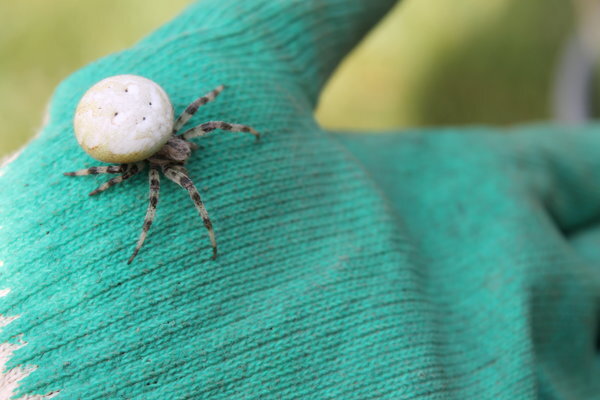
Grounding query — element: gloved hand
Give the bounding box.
[1,1,600,399]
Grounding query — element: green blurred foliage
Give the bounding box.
[317,0,574,130]
[0,0,575,158]
[413,0,573,126]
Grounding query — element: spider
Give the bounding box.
[64,75,259,264]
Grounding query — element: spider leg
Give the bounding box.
[163,165,217,259]
[64,165,124,176]
[128,167,160,264]
[181,121,260,141]
[89,163,145,196]
[172,85,225,133]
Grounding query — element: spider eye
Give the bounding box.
[73,74,175,163]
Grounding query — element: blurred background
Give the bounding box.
[0,0,595,159]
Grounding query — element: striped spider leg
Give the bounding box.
[128,167,160,264]
[174,85,259,140]
[163,164,217,259]
[181,121,260,141]
[65,84,259,263]
[64,163,145,196]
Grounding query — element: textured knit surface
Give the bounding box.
[1,0,600,399]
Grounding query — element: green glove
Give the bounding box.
[1,1,600,399]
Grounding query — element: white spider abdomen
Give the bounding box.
[73,74,174,163]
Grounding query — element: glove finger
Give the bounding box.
[138,0,399,106]
[334,124,600,234]
[505,124,600,233]
[569,225,600,282]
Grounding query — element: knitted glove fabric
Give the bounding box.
[1,0,600,399]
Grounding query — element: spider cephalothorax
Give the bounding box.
[65,75,259,264]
